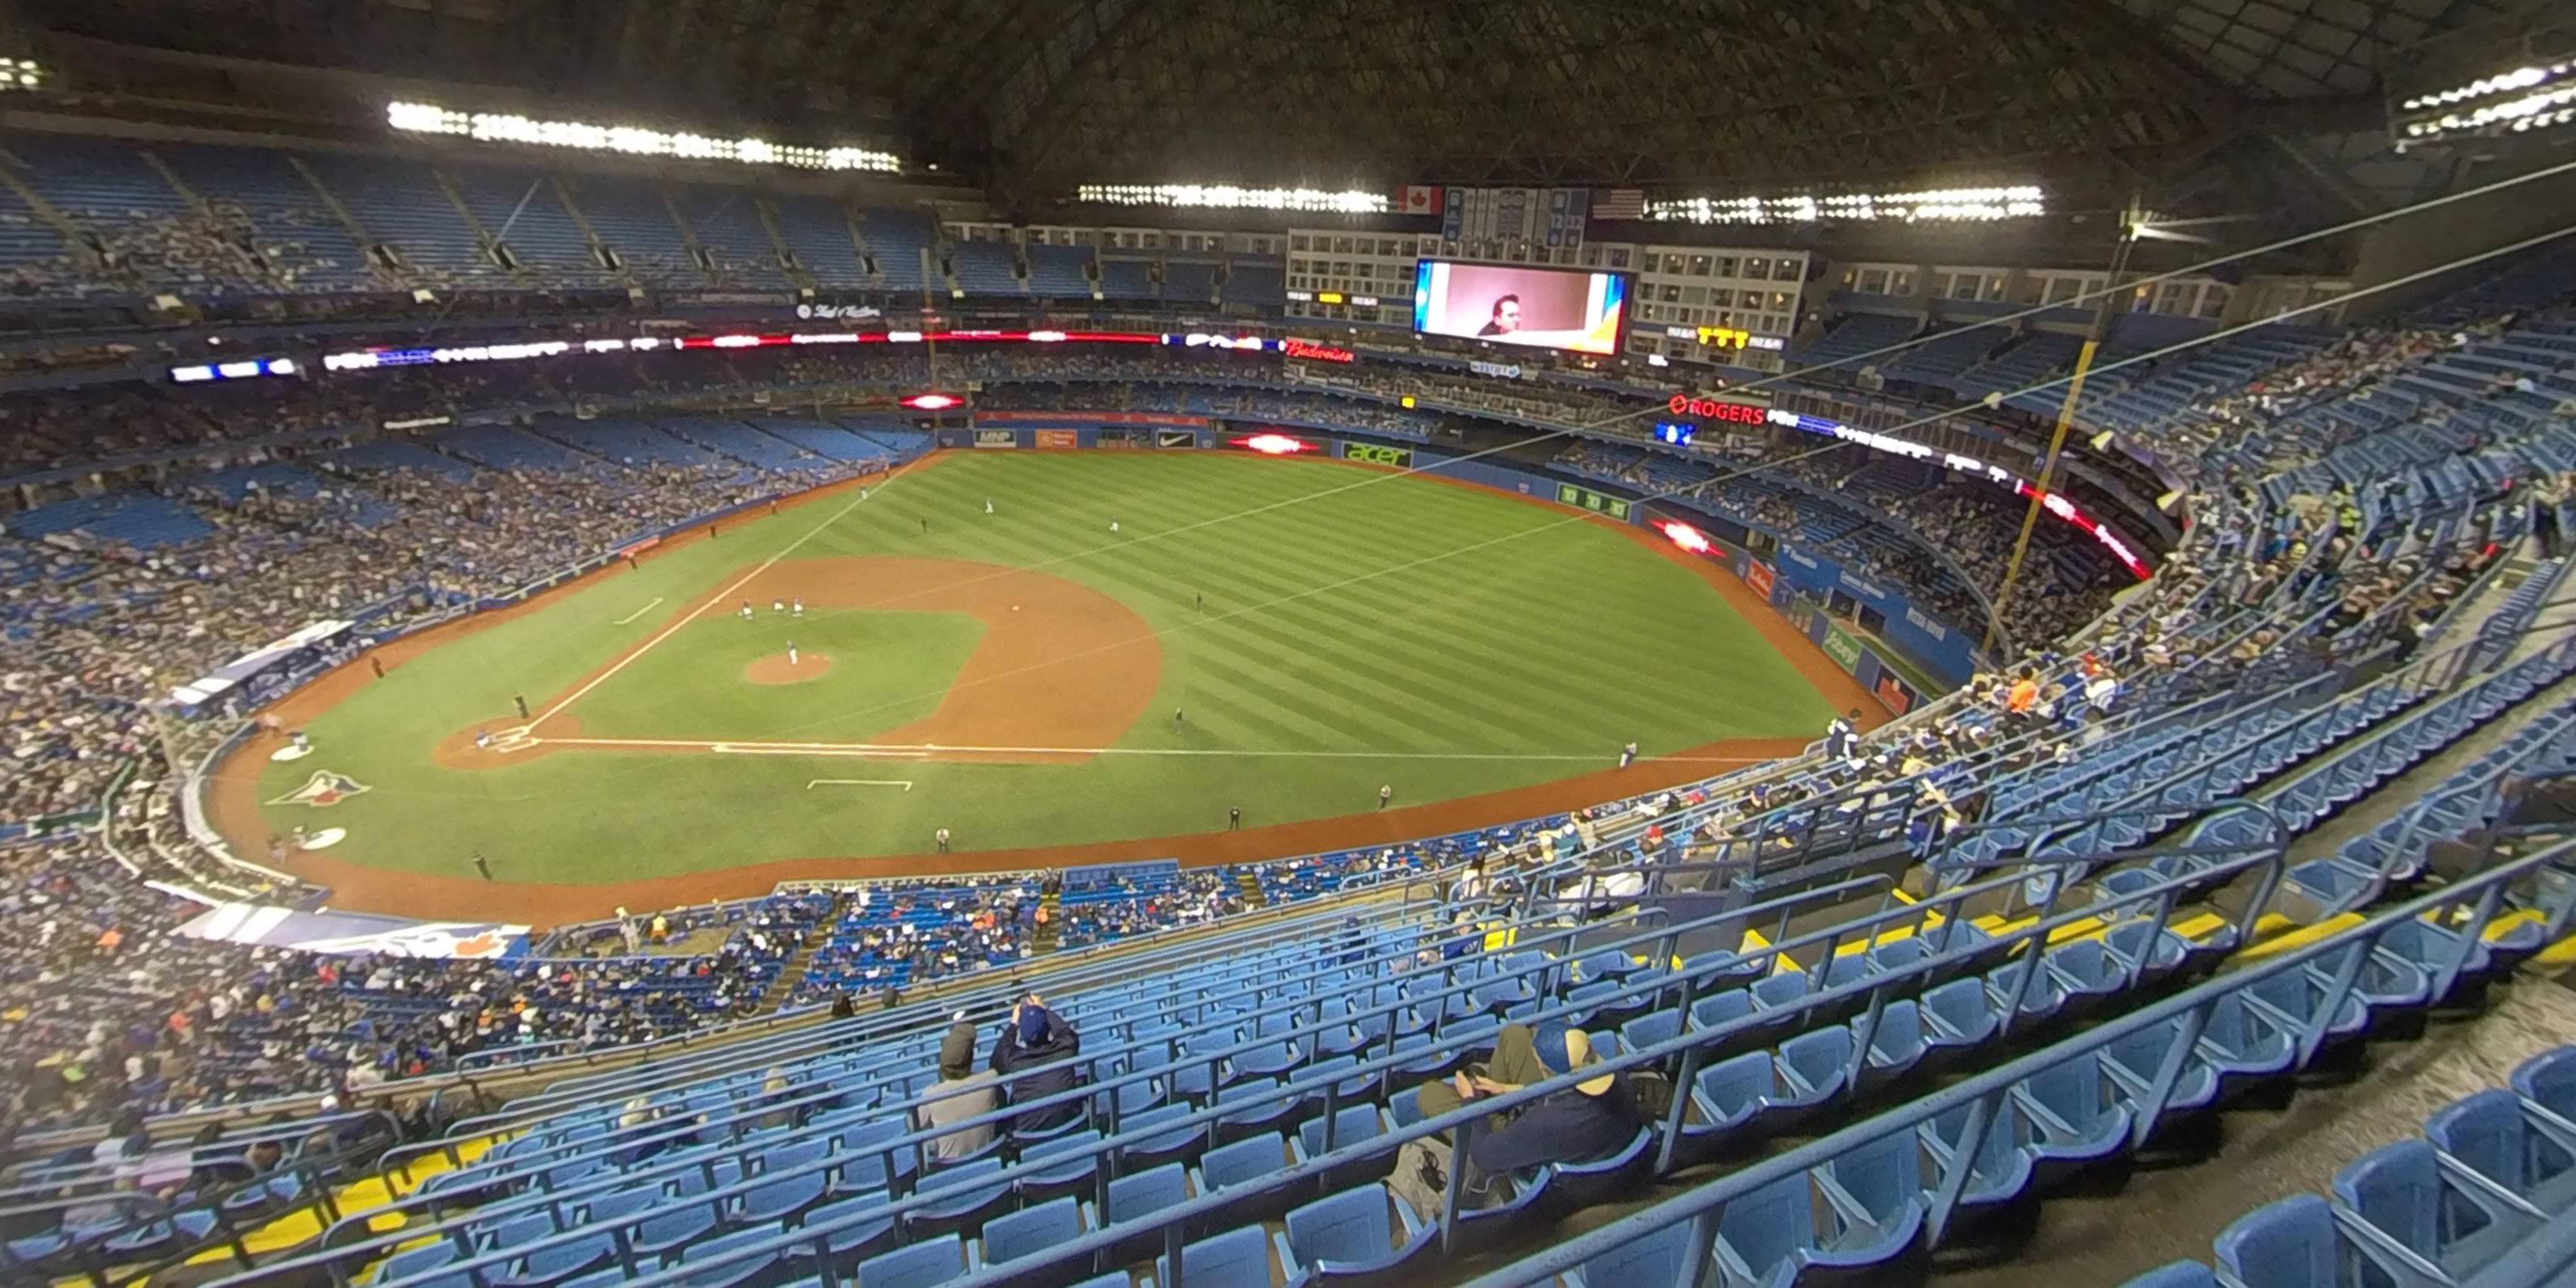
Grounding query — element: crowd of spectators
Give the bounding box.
[0,820,834,1132]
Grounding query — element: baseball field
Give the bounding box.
[211,449,1867,923]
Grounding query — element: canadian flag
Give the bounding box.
[1396,185,1444,214]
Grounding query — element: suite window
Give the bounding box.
[1889,270,1914,295]
[1859,269,1888,294]
[1774,259,1801,281]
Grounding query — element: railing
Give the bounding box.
[217,874,1905,1284]
[239,831,2312,1288]
[1452,836,2576,1288]
[20,1107,408,1288]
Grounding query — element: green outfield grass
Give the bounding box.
[249,451,1839,880]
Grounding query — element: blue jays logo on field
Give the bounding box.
[268,771,371,808]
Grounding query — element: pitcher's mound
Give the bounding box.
[747,652,833,685]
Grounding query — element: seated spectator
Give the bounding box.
[990,995,1083,1133]
[1411,1022,1635,1196]
[916,1020,1000,1162]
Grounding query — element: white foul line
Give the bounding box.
[529,464,915,730]
[612,597,665,626]
[530,734,1766,764]
[807,779,914,791]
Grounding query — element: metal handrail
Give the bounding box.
[1450,835,2576,1288]
[216,869,1957,1285]
[369,828,2314,1288]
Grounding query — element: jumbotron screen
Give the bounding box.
[1412,260,1629,356]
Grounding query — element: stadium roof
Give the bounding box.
[21,0,2557,195]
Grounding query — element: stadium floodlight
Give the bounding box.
[1,58,49,92]
[1074,184,1390,214]
[1648,185,2046,224]
[386,102,901,172]
[2393,59,2576,147]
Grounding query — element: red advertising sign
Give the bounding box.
[1281,337,1357,364]
[1875,675,1913,715]
[1035,429,1079,450]
[1746,559,1777,601]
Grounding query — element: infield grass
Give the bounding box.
[249,451,1839,880]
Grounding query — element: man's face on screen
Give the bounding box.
[1491,299,1521,332]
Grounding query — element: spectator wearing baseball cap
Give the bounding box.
[1413,1020,1635,1189]
[915,1020,999,1161]
[989,996,1084,1134]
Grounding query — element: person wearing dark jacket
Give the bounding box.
[990,996,1084,1132]
[1413,1022,1635,1192]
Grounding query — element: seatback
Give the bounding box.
[1576,1219,1694,1287]
[2514,1046,2576,1119]
[1158,1224,1271,1288]
[1826,1129,1924,1220]
[1106,1163,1191,1225]
[2428,1090,2538,1194]
[1285,1185,1392,1264]
[1301,1105,1384,1158]
[980,1196,1081,1266]
[1715,1169,1819,1280]
[1199,1134,1289,1191]
[2212,1194,2338,1287]
[858,1232,969,1288]
[2331,1140,2446,1261]
[1696,1051,1775,1124]
[2026,1051,2108,1129]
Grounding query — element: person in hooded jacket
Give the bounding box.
[990,995,1084,1133]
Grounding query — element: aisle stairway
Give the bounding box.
[1032,886,1064,955]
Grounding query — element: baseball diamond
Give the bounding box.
[207,449,1859,923]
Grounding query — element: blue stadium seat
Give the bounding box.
[1155,1223,1272,1288]
[2213,1194,2417,1288]
[857,1232,968,1288]
[670,1221,784,1288]
[1270,1184,1434,1286]
[903,1158,1014,1238]
[2427,1089,2576,1213]
[973,1196,1089,1273]
[2334,1137,2535,1280]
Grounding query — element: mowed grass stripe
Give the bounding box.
[271,451,1842,878]
[1191,600,1599,746]
[1183,652,1426,749]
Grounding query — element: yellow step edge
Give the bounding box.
[2171,912,2230,941]
[2484,908,2544,944]
[2235,912,2360,961]
[182,1133,506,1267]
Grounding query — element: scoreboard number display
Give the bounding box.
[1555,483,1633,522]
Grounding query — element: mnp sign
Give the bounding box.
[973,429,1018,449]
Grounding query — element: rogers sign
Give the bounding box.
[1281,337,1356,364]
[1668,393,1768,425]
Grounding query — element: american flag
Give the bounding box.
[1595,188,1646,221]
